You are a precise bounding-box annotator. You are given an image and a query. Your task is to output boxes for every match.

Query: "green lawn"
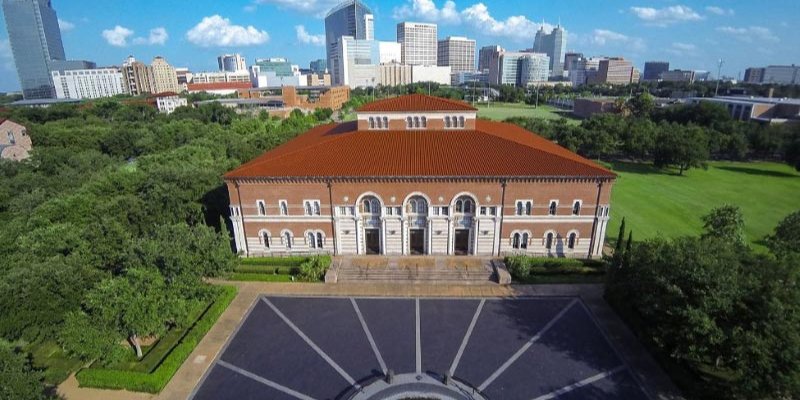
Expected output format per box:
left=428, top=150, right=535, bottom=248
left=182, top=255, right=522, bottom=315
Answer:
left=476, top=102, right=580, bottom=125
left=607, top=161, right=800, bottom=249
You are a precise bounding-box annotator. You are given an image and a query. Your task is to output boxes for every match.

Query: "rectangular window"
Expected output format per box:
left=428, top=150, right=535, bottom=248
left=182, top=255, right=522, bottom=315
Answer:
left=303, top=200, right=321, bottom=216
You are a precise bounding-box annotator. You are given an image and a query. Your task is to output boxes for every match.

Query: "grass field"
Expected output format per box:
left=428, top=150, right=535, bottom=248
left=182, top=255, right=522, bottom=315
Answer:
left=476, top=102, right=580, bottom=125
left=607, top=161, right=800, bottom=249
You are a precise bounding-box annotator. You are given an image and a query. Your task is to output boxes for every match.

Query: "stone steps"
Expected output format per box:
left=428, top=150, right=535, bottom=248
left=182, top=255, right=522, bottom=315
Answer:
left=337, top=267, right=495, bottom=283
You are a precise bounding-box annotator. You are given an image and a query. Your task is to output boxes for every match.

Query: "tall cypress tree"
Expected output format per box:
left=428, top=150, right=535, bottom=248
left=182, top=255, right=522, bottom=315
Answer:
left=612, top=218, right=626, bottom=267
left=623, top=231, right=633, bottom=268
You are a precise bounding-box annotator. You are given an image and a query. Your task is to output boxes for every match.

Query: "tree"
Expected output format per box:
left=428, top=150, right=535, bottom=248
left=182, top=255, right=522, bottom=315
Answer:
left=701, top=205, right=746, bottom=245
left=0, top=343, right=51, bottom=400
left=627, top=92, right=655, bottom=118
left=653, top=124, right=709, bottom=175
left=767, top=210, right=800, bottom=256
left=785, top=131, right=800, bottom=171
left=612, top=218, right=626, bottom=268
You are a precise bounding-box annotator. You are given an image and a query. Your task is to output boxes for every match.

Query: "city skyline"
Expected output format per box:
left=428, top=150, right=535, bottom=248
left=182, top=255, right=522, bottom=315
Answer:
left=1, top=0, right=798, bottom=92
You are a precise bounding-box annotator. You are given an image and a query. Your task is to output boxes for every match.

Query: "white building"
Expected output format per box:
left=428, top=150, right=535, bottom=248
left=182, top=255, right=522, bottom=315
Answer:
left=437, top=36, right=476, bottom=74
left=519, top=53, right=551, bottom=86
left=333, top=36, right=380, bottom=87
left=412, top=65, right=451, bottom=85
left=218, top=54, right=247, bottom=72
left=570, top=57, right=602, bottom=87
left=52, top=68, right=125, bottom=100
left=378, top=41, right=402, bottom=64
left=191, top=71, right=251, bottom=84
left=151, top=56, right=180, bottom=93
left=378, top=62, right=412, bottom=86
left=154, top=94, right=187, bottom=114
left=397, top=22, right=437, bottom=66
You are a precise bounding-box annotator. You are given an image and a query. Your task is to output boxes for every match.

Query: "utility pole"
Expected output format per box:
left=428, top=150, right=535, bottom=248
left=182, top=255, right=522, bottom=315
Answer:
left=715, top=59, right=724, bottom=97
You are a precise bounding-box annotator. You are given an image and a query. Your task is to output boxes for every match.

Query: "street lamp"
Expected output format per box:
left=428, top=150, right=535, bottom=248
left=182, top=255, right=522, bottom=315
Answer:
left=715, top=59, right=724, bottom=97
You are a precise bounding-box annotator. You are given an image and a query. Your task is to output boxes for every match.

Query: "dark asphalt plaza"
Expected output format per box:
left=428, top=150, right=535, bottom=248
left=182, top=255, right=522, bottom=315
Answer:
left=191, top=296, right=651, bottom=400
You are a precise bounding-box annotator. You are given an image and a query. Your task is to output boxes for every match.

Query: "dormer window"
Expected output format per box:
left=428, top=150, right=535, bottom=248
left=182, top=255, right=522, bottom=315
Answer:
left=458, top=116, right=465, bottom=128
left=369, top=117, right=375, bottom=129
left=406, top=117, right=413, bottom=128
left=369, top=116, right=389, bottom=130
left=445, top=116, right=452, bottom=128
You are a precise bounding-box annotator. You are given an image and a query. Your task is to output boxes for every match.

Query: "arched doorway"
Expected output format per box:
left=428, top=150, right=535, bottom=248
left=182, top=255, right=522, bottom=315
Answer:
left=452, top=195, right=477, bottom=256
left=359, top=195, right=383, bottom=255
left=405, top=195, right=429, bottom=255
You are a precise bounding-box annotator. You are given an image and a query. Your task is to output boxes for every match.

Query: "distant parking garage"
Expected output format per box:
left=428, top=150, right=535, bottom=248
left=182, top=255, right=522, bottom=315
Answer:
left=192, top=296, right=651, bottom=400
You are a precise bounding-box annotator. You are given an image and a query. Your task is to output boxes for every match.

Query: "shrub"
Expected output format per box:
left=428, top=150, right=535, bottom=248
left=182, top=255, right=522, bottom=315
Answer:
left=504, top=256, right=606, bottom=281
left=76, top=285, right=237, bottom=393
left=239, top=257, right=307, bottom=267
left=505, top=256, right=531, bottom=280
left=297, top=256, right=331, bottom=282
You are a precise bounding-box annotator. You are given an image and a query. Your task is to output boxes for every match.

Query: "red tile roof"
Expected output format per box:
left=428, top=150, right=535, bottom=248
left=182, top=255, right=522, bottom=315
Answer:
left=357, top=94, right=478, bottom=112
left=225, top=119, right=614, bottom=180
left=187, top=82, right=252, bottom=91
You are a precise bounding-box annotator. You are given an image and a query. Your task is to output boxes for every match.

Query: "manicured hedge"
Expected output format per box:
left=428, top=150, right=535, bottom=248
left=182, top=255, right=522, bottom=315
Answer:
left=239, top=256, right=308, bottom=267
left=229, top=273, right=293, bottom=282
left=76, top=285, right=238, bottom=393
left=505, top=256, right=606, bottom=281
left=235, top=265, right=299, bottom=275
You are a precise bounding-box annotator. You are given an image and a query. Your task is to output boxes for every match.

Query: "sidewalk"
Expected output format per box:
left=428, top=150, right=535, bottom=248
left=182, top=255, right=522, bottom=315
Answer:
left=60, top=281, right=683, bottom=400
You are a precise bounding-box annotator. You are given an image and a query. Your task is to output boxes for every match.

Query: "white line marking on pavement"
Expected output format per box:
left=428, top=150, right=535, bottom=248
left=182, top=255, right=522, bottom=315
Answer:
left=262, top=298, right=361, bottom=390
left=449, top=299, right=486, bottom=376
left=416, top=298, right=422, bottom=374
left=531, top=365, right=627, bottom=400
left=351, top=298, right=387, bottom=374
left=478, top=298, right=579, bottom=391
left=218, top=360, right=318, bottom=400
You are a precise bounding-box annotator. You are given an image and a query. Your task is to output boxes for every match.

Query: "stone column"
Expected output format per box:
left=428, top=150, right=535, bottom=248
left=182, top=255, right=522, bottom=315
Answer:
left=355, top=217, right=363, bottom=255
left=381, top=217, right=387, bottom=255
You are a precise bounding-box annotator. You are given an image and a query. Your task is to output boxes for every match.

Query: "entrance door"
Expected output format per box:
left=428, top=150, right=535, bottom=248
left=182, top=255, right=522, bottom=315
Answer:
left=454, top=230, right=470, bottom=256
left=365, top=229, right=381, bottom=255
left=410, top=229, right=425, bottom=255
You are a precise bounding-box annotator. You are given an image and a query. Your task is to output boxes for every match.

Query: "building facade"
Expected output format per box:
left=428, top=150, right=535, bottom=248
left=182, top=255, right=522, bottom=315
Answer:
left=743, top=67, right=765, bottom=84
left=310, top=59, right=327, bottom=74
left=0, top=119, right=31, bottom=161
left=763, top=65, right=800, bottom=85
left=52, top=68, right=125, bottom=99
left=643, top=61, right=669, bottom=81
left=153, top=93, right=187, bottom=114
left=518, top=53, right=551, bottom=86
left=478, top=45, right=503, bottom=75
left=378, top=41, right=402, bottom=64
left=589, top=58, right=637, bottom=86
left=397, top=22, right=438, bottom=66
left=332, top=36, right=380, bottom=87
left=225, top=94, right=614, bottom=258
left=437, top=36, right=476, bottom=74
left=191, top=71, right=252, bottom=84
left=563, top=52, right=583, bottom=74
left=2, top=0, right=66, bottom=99
left=122, top=56, right=155, bottom=95
left=660, top=69, right=696, bottom=83
left=151, top=56, right=180, bottom=93
left=325, top=0, right=374, bottom=83
left=218, top=54, right=247, bottom=72
left=411, top=65, right=451, bottom=85
left=379, top=63, right=412, bottom=86
left=533, top=25, right=566, bottom=77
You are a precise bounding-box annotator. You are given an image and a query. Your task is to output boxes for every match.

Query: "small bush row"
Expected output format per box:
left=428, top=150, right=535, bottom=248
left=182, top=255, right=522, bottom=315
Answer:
left=505, top=256, right=607, bottom=281
left=235, top=265, right=299, bottom=275
left=76, top=285, right=238, bottom=393
left=239, top=256, right=308, bottom=267
left=229, top=273, right=293, bottom=282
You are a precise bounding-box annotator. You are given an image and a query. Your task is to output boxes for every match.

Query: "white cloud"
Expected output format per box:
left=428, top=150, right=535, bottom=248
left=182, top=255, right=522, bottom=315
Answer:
left=186, top=15, right=269, bottom=47
left=133, top=27, right=168, bottom=46
left=102, top=25, right=134, bottom=47
left=667, top=42, right=699, bottom=56
left=461, top=3, right=550, bottom=42
left=705, top=6, right=734, bottom=16
left=590, top=29, right=646, bottom=51
left=252, top=0, right=341, bottom=17
left=58, top=18, right=75, bottom=32
left=393, top=0, right=461, bottom=24
left=295, top=25, right=324, bottom=46
left=671, top=42, right=697, bottom=52
left=630, top=5, right=703, bottom=26
left=717, top=26, right=779, bottom=43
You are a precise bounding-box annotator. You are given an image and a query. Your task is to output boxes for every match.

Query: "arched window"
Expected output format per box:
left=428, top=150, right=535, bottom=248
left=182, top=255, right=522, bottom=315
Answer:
left=361, top=196, right=381, bottom=215
left=458, top=116, right=465, bottom=128
left=316, top=232, right=324, bottom=249
left=512, top=233, right=521, bottom=249
left=280, top=201, right=288, bottom=216
left=522, top=233, right=529, bottom=249
left=516, top=202, right=523, bottom=216
left=549, top=201, right=558, bottom=216
left=304, top=201, right=312, bottom=216
left=376, top=117, right=383, bottom=129
left=307, top=232, right=316, bottom=248
left=545, top=232, right=554, bottom=250
left=407, top=116, right=413, bottom=128
left=572, top=201, right=581, bottom=215
left=407, top=196, right=428, bottom=215
left=421, top=117, right=427, bottom=127
left=568, top=232, right=577, bottom=249
left=414, top=116, right=420, bottom=128
left=313, top=202, right=321, bottom=216
left=383, top=117, right=388, bottom=128
left=284, top=231, right=293, bottom=249
left=525, top=202, right=532, bottom=216
left=257, top=201, right=266, bottom=216
left=455, top=196, right=474, bottom=214
left=261, top=231, right=270, bottom=249
left=445, top=116, right=452, bottom=128
left=369, top=117, right=375, bottom=129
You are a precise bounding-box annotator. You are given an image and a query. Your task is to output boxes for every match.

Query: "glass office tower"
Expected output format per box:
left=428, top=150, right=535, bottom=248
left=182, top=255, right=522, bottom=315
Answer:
left=324, top=0, right=374, bottom=85
left=2, top=0, right=66, bottom=99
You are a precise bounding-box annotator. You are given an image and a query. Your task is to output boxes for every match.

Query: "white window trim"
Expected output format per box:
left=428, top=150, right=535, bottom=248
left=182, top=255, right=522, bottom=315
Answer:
left=256, top=200, right=267, bottom=216
left=515, top=199, right=534, bottom=216
left=303, top=199, right=322, bottom=216
left=548, top=199, right=559, bottom=216
left=566, top=230, right=579, bottom=250
left=279, top=200, right=289, bottom=216
left=572, top=199, right=583, bottom=216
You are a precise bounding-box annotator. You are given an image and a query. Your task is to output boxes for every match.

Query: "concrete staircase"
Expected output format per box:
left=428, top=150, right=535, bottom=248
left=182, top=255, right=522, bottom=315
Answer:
left=331, top=257, right=504, bottom=284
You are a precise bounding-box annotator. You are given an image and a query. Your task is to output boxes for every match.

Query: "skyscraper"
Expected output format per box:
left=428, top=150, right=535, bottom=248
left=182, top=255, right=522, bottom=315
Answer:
left=563, top=52, right=583, bottom=73
left=324, top=0, right=374, bottom=84
left=478, top=45, right=503, bottom=73
left=533, top=24, right=567, bottom=77
left=437, top=36, right=476, bottom=74
left=2, top=0, right=66, bottom=99
left=397, top=22, right=438, bottom=66
left=151, top=56, right=180, bottom=93
left=218, top=54, right=247, bottom=72
left=643, top=61, right=670, bottom=81
left=310, top=59, right=327, bottom=74
left=122, top=56, right=155, bottom=96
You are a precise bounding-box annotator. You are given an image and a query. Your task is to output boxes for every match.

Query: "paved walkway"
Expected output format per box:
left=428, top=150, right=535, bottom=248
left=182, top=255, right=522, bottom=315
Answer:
left=59, top=281, right=683, bottom=400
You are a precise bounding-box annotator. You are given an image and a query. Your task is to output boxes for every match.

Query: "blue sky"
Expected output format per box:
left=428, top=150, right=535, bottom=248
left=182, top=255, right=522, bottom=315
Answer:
left=0, top=0, right=798, bottom=92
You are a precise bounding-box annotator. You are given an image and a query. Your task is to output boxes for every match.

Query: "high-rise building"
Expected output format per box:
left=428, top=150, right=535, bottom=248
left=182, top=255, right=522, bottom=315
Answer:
left=2, top=0, right=67, bottom=99
left=379, top=62, right=412, bottom=86
left=51, top=68, right=125, bottom=100
left=518, top=53, right=551, bottom=86
left=310, top=59, right=327, bottom=74
left=660, top=69, right=696, bottom=83
left=763, top=65, right=800, bottom=85
left=643, top=61, right=670, bottom=81
left=743, top=67, right=765, bottom=84
left=378, top=41, right=402, bottom=64
left=589, top=58, right=637, bottom=86
left=151, top=56, right=180, bottom=93
left=122, top=56, right=155, bottom=95
left=437, top=36, right=476, bottom=74
left=397, top=22, right=438, bottom=66
left=533, top=24, right=567, bottom=77
left=218, top=54, right=247, bottom=72
left=332, top=36, right=380, bottom=87
left=570, top=57, right=602, bottom=87
left=478, top=45, right=503, bottom=74
left=563, top=52, right=583, bottom=73
left=325, top=0, right=374, bottom=84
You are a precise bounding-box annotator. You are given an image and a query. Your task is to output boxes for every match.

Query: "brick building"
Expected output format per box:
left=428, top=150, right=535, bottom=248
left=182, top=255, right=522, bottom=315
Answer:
left=0, top=119, right=32, bottom=161
left=224, top=94, right=615, bottom=258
